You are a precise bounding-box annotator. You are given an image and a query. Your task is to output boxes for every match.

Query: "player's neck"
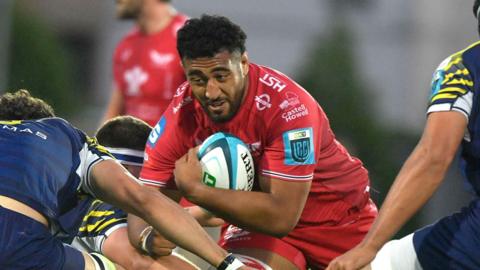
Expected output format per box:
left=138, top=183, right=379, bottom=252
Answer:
left=137, top=6, right=176, bottom=35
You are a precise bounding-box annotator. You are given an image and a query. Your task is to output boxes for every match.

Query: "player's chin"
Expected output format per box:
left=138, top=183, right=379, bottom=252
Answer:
left=209, top=113, right=230, bottom=123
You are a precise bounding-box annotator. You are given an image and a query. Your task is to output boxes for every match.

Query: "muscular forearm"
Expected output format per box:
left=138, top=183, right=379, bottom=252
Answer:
left=185, top=184, right=298, bottom=237
left=131, top=187, right=229, bottom=267
left=360, top=144, right=451, bottom=251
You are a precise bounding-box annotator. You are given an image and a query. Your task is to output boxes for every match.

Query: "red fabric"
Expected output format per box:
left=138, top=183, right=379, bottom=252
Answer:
left=220, top=200, right=377, bottom=269
left=112, top=14, right=188, bottom=126
left=219, top=224, right=308, bottom=270
left=141, top=62, right=374, bottom=226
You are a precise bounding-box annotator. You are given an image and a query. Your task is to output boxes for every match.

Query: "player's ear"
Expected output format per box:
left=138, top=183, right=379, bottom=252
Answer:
left=241, top=52, right=249, bottom=75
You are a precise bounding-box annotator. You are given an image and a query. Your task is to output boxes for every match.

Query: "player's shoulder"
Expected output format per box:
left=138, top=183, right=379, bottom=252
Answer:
left=434, top=41, right=480, bottom=73
left=253, top=64, right=317, bottom=117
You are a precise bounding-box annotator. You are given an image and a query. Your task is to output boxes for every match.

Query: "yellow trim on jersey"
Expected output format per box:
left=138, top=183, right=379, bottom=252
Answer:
left=438, top=87, right=468, bottom=95
left=445, top=78, right=473, bottom=87
left=444, top=41, right=480, bottom=71
left=431, top=93, right=458, bottom=102
left=79, top=217, right=125, bottom=233
left=444, top=57, right=462, bottom=71
left=82, top=210, right=115, bottom=221
left=442, top=69, right=470, bottom=82
left=0, top=120, right=22, bottom=125
left=95, top=217, right=126, bottom=232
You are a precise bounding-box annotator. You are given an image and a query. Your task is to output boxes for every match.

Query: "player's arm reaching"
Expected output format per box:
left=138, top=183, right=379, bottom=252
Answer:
left=90, top=159, right=250, bottom=269
left=326, top=111, right=467, bottom=270
left=127, top=186, right=183, bottom=258
left=174, top=147, right=311, bottom=237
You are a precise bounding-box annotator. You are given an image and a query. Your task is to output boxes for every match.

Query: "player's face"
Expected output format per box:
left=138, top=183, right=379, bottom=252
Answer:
left=115, top=0, right=141, bottom=19
left=183, top=51, right=249, bottom=123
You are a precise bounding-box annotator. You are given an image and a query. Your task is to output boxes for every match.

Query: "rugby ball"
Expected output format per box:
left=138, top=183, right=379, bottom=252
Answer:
left=197, top=132, right=254, bottom=191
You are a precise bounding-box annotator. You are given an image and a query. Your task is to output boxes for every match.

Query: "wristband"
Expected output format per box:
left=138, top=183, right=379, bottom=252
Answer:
left=217, top=253, right=245, bottom=270
left=138, top=226, right=153, bottom=255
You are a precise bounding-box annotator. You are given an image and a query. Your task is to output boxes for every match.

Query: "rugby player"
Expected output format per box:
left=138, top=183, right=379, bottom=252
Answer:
left=102, top=0, right=187, bottom=126
left=327, top=1, right=480, bottom=269
left=59, top=115, right=198, bottom=269
left=0, top=90, right=249, bottom=270
left=129, top=15, right=378, bottom=269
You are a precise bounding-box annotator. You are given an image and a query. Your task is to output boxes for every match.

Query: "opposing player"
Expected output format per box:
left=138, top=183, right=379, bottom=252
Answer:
left=0, top=90, right=249, bottom=270
left=102, top=0, right=187, bottom=126
left=326, top=2, right=480, bottom=270
left=130, top=15, right=378, bottom=269
left=59, top=116, right=198, bottom=269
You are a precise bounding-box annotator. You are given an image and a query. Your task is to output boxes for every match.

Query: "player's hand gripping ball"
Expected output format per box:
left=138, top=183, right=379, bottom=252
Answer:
left=197, top=132, right=254, bottom=191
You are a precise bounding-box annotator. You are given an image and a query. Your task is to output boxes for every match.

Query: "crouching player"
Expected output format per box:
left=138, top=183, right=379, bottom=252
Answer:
left=58, top=116, right=198, bottom=270
left=0, top=90, right=251, bottom=270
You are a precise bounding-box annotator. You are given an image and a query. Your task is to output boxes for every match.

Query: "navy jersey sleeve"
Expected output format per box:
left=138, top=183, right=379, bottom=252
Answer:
left=427, top=52, right=474, bottom=120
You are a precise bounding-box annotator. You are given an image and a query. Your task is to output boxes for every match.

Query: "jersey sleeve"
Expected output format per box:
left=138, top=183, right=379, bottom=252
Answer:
left=427, top=53, right=474, bottom=120
left=76, top=135, right=114, bottom=197
left=259, top=93, right=321, bottom=182
left=139, top=87, right=191, bottom=189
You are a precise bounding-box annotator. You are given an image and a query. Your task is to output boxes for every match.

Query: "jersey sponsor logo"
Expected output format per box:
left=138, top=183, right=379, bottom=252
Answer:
left=1, top=124, right=48, bottom=140
left=255, top=94, right=272, bottom=111
left=148, top=116, right=166, bottom=147
left=150, top=50, right=175, bottom=67
left=279, top=91, right=301, bottom=109
left=282, top=104, right=309, bottom=122
left=124, top=66, right=148, bottom=96
left=172, top=96, right=193, bottom=114
left=259, top=73, right=286, bottom=92
left=282, top=128, right=314, bottom=165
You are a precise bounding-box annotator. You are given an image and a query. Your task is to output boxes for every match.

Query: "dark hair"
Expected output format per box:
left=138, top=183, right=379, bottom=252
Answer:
left=0, top=89, right=55, bottom=120
left=95, top=116, right=152, bottom=151
left=177, top=14, right=247, bottom=60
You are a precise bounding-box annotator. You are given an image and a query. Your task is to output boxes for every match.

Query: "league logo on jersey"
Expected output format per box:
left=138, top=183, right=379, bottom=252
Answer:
left=282, top=128, right=314, bottom=165
left=148, top=116, right=166, bottom=147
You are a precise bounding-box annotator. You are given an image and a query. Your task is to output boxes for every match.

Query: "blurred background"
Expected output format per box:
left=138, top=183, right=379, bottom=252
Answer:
left=1, top=0, right=477, bottom=237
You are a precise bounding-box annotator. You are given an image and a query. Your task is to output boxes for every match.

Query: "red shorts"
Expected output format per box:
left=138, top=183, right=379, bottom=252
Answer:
left=220, top=200, right=377, bottom=269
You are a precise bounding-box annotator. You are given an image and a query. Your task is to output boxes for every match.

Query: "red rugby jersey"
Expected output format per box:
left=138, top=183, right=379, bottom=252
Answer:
left=113, top=13, right=188, bottom=126
left=141, top=63, right=371, bottom=225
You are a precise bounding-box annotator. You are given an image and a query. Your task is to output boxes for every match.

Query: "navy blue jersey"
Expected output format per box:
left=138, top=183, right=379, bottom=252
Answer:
left=0, top=118, right=112, bottom=224
left=428, top=41, right=480, bottom=196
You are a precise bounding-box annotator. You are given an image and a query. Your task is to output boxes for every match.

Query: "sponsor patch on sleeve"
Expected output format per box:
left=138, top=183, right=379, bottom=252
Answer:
left=148, top=116, right=166, bottom=147
left=282, top=128, right=315, bottom=165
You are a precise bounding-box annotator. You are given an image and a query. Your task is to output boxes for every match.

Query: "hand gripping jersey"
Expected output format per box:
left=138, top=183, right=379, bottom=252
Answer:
left=0, top=118, right=112, bottom=225
left=113, top=13, right=188, bottom=126
left=141, top=62, right=372, bottom=228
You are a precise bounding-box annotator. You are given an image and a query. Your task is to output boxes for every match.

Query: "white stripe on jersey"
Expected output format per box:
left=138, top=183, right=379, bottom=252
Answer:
left=138, top=177, right=167, bottom=187
left=261, top=169, right=313, bottom=181
left=427, top=91, right=472, bottom=121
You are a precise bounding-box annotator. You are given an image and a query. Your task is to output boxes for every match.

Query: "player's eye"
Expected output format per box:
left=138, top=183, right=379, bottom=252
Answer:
left=189, top=77, right=206, bottom=85
left=215, top=73, right=229, bottom=82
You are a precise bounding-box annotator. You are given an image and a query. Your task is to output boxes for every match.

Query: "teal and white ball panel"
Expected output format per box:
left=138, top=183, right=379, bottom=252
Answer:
left=198, top=132, right=254, bottom=191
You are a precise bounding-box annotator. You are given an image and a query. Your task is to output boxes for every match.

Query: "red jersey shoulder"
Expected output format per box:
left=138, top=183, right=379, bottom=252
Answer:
left=253, top=64, right=317, bottom=125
